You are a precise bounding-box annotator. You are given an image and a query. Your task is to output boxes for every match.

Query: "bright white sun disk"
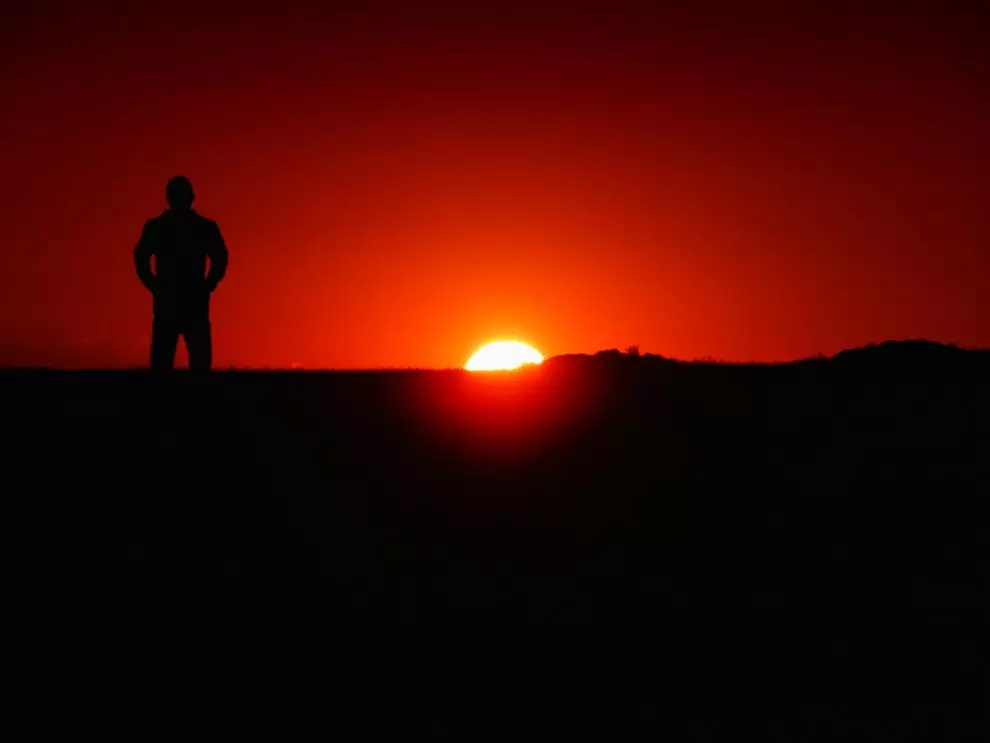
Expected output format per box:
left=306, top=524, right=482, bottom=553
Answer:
left=465, top=341, right=544, bottom=371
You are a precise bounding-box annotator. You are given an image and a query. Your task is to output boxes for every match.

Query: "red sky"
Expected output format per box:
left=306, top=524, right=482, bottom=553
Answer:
left=2, top=2, right=989, bottom=368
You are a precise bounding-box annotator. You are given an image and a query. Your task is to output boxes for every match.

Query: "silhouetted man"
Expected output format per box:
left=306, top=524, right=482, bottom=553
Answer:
left=134, top=176, right=228, bottom=371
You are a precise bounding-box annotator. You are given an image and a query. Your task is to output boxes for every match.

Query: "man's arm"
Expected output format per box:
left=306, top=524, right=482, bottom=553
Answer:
left=205, top=221, right=229, bottom=292
left=134, top=221, right=156, bottom=291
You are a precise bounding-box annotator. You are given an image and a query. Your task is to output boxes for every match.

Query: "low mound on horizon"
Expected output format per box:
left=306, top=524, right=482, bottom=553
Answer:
left=547, top=338, right=977, bottom=364
left=543, top=338, right=989, bottom=374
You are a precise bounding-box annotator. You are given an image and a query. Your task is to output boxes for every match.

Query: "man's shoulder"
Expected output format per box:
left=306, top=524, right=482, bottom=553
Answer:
left=191, top=212, right=220, bottom=231
left=144, top=210, right=185, bottom=230
left=143, top=213, right=167, bottom=230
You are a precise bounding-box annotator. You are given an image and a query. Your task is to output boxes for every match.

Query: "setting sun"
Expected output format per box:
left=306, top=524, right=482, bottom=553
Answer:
left=465, top=341, right=544, bottom=371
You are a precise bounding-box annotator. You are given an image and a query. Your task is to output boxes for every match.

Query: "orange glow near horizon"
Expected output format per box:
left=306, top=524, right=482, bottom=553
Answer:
left=465, top=341, right=544, bottom=371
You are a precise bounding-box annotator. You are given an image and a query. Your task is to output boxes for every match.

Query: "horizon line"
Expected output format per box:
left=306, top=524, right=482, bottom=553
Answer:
left=0, top=338, right=983, bottom=373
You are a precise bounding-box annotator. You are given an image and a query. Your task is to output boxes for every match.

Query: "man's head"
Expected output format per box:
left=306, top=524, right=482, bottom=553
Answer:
left=166, top=176, right=195, bottom=210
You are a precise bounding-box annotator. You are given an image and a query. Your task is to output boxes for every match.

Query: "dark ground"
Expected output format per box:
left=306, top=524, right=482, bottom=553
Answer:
left=3, top=344, right=989, bottom=740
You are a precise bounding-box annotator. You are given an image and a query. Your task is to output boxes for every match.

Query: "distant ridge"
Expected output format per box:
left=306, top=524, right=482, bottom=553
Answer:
left=829, top=339, right=968, bottom=364
left=543, top=340, right=990, bottom=379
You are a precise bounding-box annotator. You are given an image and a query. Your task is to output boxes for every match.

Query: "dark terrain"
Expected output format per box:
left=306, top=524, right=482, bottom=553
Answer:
left=3, top=341, right=989, bottom=741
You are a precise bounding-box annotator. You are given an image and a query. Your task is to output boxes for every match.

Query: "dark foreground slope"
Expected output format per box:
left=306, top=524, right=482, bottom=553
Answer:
left=3, top=345, right=989, bottom=740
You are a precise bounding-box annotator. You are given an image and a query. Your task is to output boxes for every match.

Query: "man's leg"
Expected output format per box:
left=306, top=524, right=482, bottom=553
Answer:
left=184, top=316, right=213, bottom=372
left=150, top=316, right=179, bottom=370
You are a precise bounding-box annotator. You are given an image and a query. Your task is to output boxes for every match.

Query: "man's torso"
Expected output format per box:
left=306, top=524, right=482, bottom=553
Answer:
left=146, top=210, right=217, bottom=317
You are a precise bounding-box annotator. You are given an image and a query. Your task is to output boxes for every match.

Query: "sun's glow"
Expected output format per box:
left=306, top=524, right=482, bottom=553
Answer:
left=465, top=341, right=544, bottom=371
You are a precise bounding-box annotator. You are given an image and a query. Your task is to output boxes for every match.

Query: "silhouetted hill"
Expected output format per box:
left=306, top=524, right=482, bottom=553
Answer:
left=828, top=338, right=989, bottom=370
left=545, top=348, right=674, bottom=367
left=544, top=339, right=990, bottom=380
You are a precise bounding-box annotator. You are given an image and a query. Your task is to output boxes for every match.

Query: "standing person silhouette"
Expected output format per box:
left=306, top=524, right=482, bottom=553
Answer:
left=134, top=176, right=228, bottom=371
